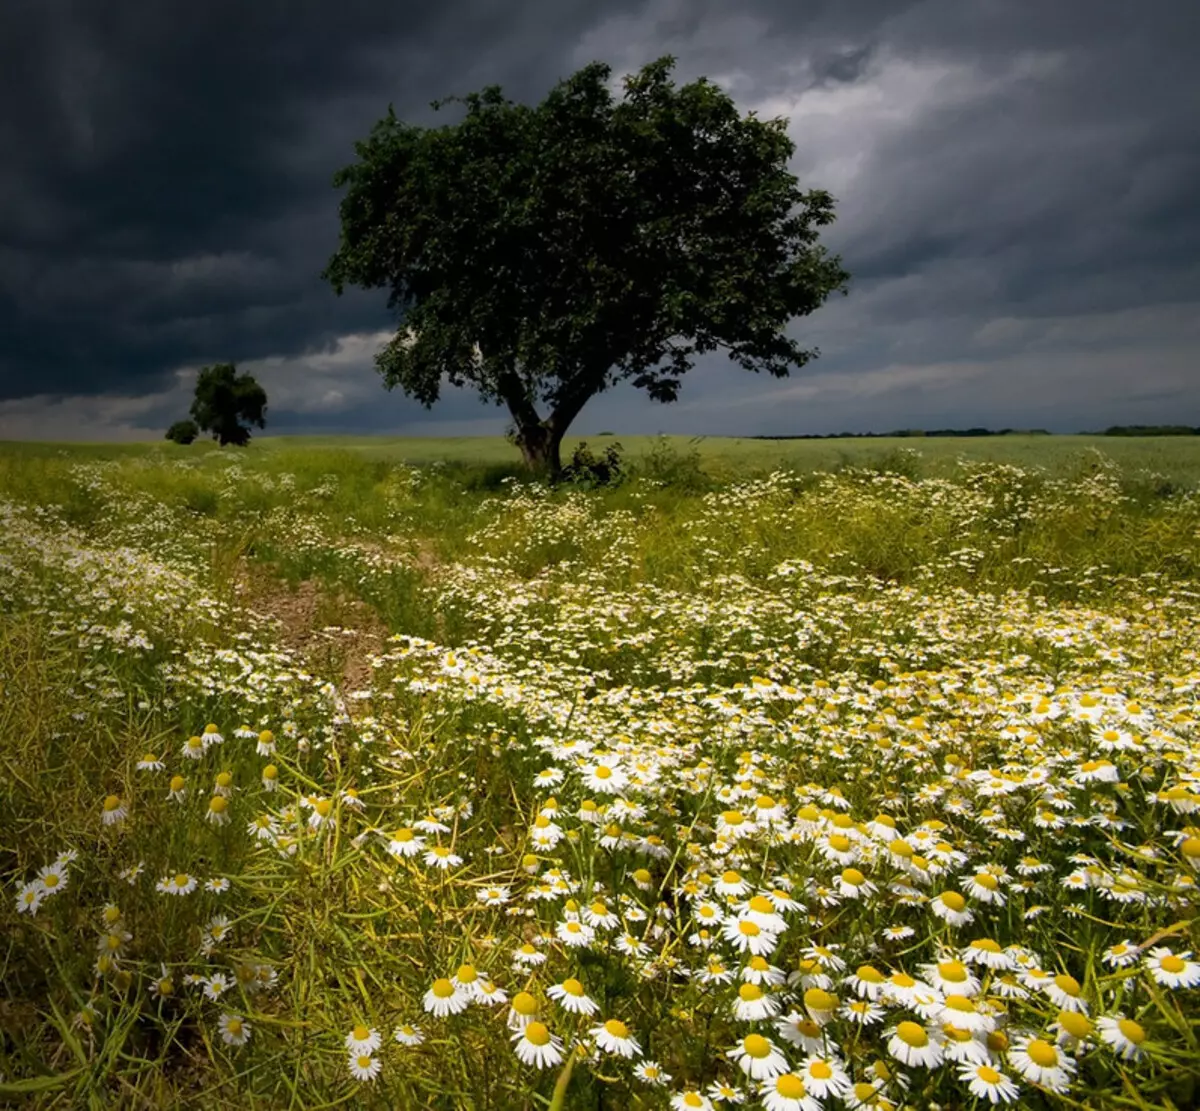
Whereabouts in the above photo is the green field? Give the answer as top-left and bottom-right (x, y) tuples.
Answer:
(1, 435), (1198, 1108)
(8, 433), (1199, 486)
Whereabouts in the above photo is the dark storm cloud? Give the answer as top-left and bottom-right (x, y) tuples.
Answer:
(1, 0), (1197, 436)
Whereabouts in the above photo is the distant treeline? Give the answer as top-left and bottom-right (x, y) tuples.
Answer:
(750, 426), (1199, 440)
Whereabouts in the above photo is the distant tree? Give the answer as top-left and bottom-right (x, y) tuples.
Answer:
(164, 419), (199, 444)
(189, 363), (267, 446)
(322, 55), (850, 475)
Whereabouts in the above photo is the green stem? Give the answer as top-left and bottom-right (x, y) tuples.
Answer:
(548, 1045), (578, 1111)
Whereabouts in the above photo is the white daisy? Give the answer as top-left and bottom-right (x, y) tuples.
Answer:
(347, 1053), (382, 1081)
(726, 1033), (790, 1080)
(1097, 1015), (1147, 1061)
(513, 1022), (564, 1069)
(218, 1013), (251, 1046)
(345, 1024), (382, 1055)
(591, 1018), (641, 1058)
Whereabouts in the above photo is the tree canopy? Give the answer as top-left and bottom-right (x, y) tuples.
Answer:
(164, 418), (199, 444)
(189, 363), (267, 446)
(322, 55), (851, 472)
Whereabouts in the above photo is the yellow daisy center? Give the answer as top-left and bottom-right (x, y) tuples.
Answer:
(896, 1021), (928, 1047)
(1026, 1039), (1058, 1067)
(743, 1034), (771, 1058)
(804, 988), (837, 1012)
(524, 1022), (550, 1046)
(1118, 1018), (1145, 1044)
(1058, 1011), (1091, 1038)
(604, 1019), (628, 1039)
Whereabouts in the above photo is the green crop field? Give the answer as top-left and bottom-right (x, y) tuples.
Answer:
(1, 435), (1198, 1109)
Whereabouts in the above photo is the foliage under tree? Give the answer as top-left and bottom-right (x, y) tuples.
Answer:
(189, 363), (268, 446)
(164, 419), (199, 445)
(322, 55), (851, 474)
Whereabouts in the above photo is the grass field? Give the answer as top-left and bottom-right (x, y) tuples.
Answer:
(1, 435), (1198, 1109)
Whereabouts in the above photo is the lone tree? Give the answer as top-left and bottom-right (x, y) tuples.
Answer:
(164, 418), (199, 444)
(322, 55), (851, 474)
(190, 362), (267, 446)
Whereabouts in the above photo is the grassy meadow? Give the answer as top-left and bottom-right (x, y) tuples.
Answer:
(1, 434), (1199, 1109)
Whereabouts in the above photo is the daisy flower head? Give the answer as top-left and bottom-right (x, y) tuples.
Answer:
(15, 882), (44, 916)
(202, 723), (223, 746)
(734, 982), (780, 1021)
(634, 1060), (671, 1086)
(846, 964), (888, 1000)
(940, 994), (993, 1034)
(182, 735), (206, 760)
(1007, 1035), (1075, 1093)
(727, 1033), (790, 1080)
(36, 861), (70, 897)
(218, 1013), (251, 1046)
(743, 955), (786, 986)
(557, 918), (596, 948)
(887, 1021), (944, 1068)
(345, 1024), (381, 1055)
(386, 827), (425, 858)
(739, 894), (788, 932)
(507, 991), (540, 1031)
(261, 764), (278, 791)
(583, 759), (628, 794)
(137, 753), (164, 772)
(722, 916), (780, 957)
(930, 890), (974, 927)
(206, 795), (229, 825)
(347, 1053), (382, 1082)
(776, 1013), (824, 1055)
(963, 938), (1011, 971)
(423, 845), (463, 871)
(592, 1017), (641, 1058)
(759, 1073), (821, 1111)
(1097, 1015), (1147, 1061)
(256, 729), (275, 755)
(513, 1021), (564, 1069)
(799, 1054), (850, 1100)
(671, 1091), (715, 1111)
(547, 977), (599, 1015)
(156, 871), (197, 896)
(801, 987), (839, 1026)
(1045, 972), (1088, 1012)
(100, 794), (128, 826)
(450, 962), (486, 1001)
(714, 870), (750, 899)
(394, 1022), (425, 1046)
(957, 1062), (1019, 1104)
(964, 873), (1006, 905)
(1053, 1010), (1093, 1048)
(1144, 947), (1200, 988)
(707, 1078), (746, 1103)
(925, 958), (978, 997)
(423, 977), (470, 1017)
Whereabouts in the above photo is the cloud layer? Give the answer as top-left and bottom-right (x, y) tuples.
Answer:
(1, 0), (1196, 439)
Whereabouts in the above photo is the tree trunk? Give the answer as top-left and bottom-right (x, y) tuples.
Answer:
(514, 421), (563, 476)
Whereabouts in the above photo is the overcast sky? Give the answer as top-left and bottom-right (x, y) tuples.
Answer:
(1, 0), (1197, 441)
